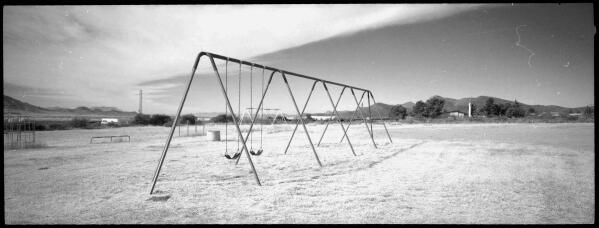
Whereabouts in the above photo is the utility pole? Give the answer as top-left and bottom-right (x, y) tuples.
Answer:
(136, 89), (143, 114)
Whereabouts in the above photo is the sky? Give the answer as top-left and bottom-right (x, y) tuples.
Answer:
(3, 4), (594, 115)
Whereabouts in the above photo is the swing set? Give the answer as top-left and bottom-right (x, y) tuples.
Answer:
(149, 52), (392, 194)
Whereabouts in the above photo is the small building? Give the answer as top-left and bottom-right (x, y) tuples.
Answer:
(196, 117), (212, 122)
(101, 118), (119, 124)
(550, 112), (560, 117)
(286, 114), (310, 121)
(448, 111), (466, 118)
(568, 113), (582, 117)
(311, 115), (336, 121)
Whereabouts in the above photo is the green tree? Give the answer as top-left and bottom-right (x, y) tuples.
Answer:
(180, 114), (197, 125)
(389, 105), (407, 120)
(149, 114), (172, 126)
(527, 107), (536, 115)
(425, 96), (445, 118)
(470, 104), (479, 116)
(506, 100), (526, 118)
(483, 98), (495, 116)
(582, 106), (594, 118)
(71, 117), (89, 128)
(497, 103), (511, 116)
(411, 100), (427, 118)
(211, 114), (234, 123)
(133, 113), (151, 125)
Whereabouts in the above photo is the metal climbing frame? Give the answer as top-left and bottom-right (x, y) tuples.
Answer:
(149, 51), (392, 194)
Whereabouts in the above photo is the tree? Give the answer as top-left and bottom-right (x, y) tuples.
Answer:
(506, 106), (525, 118)
(180, 114), (197, 125)
(411, 100), (427, 118)
(211, 114), (234, 123)
(133, 113), (151, 125)
(582, 106), (594, 118)
(505, 100), (526, 118)
(425, 96), (445, 118)
(483, 98), (495, 116)
(497, 103), (510, 116)
(149, 114), (172, 126)
(389, 105), (407, 120)
(527, 107), (536, 115)
(71, 117), (89, 128)
(469, 103), (477, 117)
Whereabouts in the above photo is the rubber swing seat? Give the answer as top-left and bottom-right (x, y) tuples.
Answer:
(250, 149), (263, 156)
(224, 152), (241, 159)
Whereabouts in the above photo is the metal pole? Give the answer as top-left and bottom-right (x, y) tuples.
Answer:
(281, 73), (322, 167)
(202, 52), (370, 93)
(369, 92), (393, 143)
(340, 91), (366, 143)
(317, 87), (346, 146)
(350, 89), (376, 148)
(284, 81), (318, 155)
(234, 70), (276, 165)
(322, 82), (357, 156)
(340, 91), (371, 142)
(208, 55), (263, 185)
(368, 91), (373, 138)
(149, 52), (204, 194)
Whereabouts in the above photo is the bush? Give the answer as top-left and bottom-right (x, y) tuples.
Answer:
(149, 114), (172, 126)
(411, 101), (427, 117)
(425, 97), (445, 118)
(106, 122), (119, 127)
(389, 105), (407, 120)
(211, 114), (234, 123)
(133, 113), (151, 125)
(71, 117), (89, 129)
(48, 123), (69, 130)
(34, 123), (47, 131)
(180, 114), (197, 125)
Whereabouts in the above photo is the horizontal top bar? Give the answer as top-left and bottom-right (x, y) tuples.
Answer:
(200, 52), (371, 93)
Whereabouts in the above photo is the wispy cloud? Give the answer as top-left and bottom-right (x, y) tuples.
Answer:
(4, 4), (484, 113)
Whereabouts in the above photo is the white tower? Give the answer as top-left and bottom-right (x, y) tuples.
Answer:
(468, 102), (472, 117)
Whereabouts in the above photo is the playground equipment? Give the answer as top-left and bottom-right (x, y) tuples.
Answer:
(90, 135), (131, 144)
(3, 113), (36, 149)
(149, 52), (392, 194)
(240, 108), (287, 125)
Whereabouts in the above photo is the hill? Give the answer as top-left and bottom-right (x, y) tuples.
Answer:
(336, 95), (590, 119)
(3, 95), (137, 119)
(3, 95), (49, 113)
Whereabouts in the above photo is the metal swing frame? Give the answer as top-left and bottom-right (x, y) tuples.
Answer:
(149, 51), (392, 194)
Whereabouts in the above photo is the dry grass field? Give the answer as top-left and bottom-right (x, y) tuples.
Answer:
(3, 122), (594, 224)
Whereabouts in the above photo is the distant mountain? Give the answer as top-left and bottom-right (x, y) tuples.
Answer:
(336, 102), (393, 119)
(3, 95), (137, 118)
(3, 95), (49, 113)
(91, 106), (123, 112)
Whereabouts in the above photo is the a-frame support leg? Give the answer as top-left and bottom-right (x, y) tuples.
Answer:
(149, 53), (205, 194)
(347, 89), (377, 148)
(233, 70), (277, 165)
(206, 55), (266, 185)
(284, 81), (318, 155)
(322, 82), (357, 156)
(316, 87), (346, 146)
(369, 92), (393, 143)
(281, 74), (323, 167)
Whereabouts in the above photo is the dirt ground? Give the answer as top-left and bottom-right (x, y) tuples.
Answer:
(3, 122), (594, 224)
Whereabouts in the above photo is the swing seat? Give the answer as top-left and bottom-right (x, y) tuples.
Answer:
(224, 152), (241, 159)
(250, 149), (263, 156)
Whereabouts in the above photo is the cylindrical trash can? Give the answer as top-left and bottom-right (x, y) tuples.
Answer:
(207, 130), (220, 141)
